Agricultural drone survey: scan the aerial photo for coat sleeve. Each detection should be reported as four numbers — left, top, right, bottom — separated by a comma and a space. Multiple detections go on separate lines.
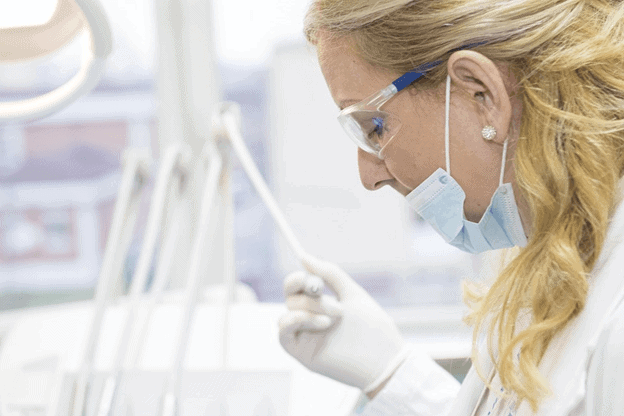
584, 302, 624, 415
355, 346, 462, 416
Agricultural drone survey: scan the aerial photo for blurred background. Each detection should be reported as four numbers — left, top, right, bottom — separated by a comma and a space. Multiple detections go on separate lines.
0, 0, 479, 312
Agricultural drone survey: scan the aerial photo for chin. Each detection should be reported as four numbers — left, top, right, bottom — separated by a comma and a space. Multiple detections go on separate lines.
464, 210, 485, 223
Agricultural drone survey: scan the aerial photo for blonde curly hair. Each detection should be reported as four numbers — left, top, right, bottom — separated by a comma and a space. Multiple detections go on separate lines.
305, 0, 624, 411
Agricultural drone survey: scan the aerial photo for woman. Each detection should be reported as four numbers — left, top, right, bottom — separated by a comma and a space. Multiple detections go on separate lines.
278, 0, 624, 415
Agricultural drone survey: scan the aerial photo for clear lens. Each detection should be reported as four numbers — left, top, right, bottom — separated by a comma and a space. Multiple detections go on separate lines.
336, 84, 401, 158
338, 110, 401, 157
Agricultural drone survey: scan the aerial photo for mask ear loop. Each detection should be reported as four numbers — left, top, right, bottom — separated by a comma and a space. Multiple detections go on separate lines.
499, 138, 509, 186
445, 75, 451, 175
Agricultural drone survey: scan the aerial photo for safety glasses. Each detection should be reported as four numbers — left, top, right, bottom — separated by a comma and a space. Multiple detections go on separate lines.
337, 42, 486, 159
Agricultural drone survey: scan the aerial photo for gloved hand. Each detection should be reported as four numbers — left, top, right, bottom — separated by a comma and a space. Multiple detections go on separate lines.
278, 255, 410, 395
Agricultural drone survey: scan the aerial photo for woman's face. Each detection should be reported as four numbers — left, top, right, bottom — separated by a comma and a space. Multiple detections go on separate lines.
316, 33, 528, 225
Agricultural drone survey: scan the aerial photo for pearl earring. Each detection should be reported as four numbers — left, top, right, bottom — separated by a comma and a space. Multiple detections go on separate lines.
482, 125, 496, 141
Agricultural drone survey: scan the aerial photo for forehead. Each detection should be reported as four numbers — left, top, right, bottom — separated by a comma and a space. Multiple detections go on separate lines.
316, 34, 398, 108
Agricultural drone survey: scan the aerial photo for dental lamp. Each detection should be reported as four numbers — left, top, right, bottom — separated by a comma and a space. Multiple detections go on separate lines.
0, 0, 112, 124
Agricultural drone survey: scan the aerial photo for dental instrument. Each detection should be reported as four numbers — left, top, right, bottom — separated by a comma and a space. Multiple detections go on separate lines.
217, 103, 325, 298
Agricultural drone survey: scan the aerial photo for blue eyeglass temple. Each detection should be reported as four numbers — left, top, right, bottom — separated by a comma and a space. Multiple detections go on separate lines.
391, 41, 488, 92
392, 60, 441, 92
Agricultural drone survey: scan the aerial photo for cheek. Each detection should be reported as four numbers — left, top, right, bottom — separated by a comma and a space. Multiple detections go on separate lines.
381, 92, 447, 188
382, 143, 433, 190
381, 128, 445, 189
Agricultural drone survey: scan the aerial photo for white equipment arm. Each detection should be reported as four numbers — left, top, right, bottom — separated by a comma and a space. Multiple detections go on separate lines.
66, 149, 151, 416
157, 143, 223, 416
93, 143, 192, 416
0, 0, 112, 123
218, 103, 324, 297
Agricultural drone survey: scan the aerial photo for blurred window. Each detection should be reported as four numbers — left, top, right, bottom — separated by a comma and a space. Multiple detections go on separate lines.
0, 208, 76, 262
41, 209, 74, 256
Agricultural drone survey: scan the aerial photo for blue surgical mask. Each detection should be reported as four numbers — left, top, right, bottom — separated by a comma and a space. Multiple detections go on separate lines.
405, 75, 527, 253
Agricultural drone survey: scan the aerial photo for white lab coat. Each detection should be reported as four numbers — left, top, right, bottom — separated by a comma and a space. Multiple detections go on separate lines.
358, 183, 624, 416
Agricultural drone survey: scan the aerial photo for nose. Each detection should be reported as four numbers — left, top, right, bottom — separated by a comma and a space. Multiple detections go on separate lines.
357, 148, 394, 190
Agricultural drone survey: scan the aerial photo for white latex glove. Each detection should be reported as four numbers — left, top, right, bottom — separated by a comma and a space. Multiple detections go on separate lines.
278, 255, 410, 394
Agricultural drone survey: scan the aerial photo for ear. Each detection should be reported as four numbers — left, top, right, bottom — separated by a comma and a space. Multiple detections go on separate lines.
447, 50, 512, 145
